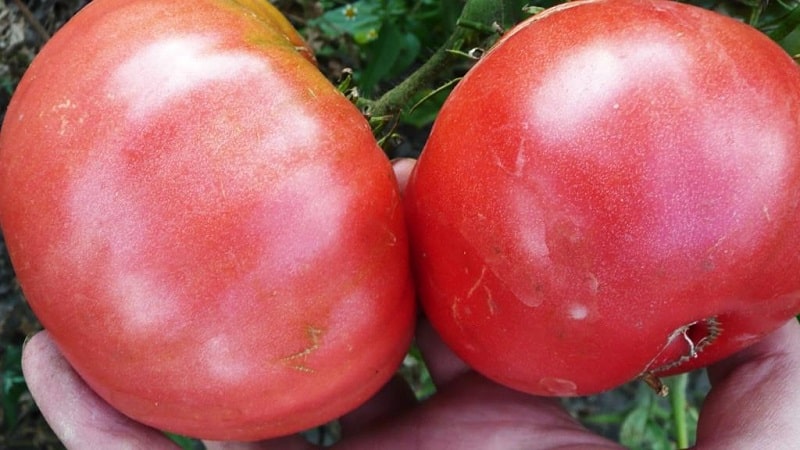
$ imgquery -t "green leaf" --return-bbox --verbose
[2,344,26,431]
[164,432,202,449]
[768,5,800,43]
[400,83,453,128]
[400,344,436,400]
[392,32,422,78]
[458,0,531,32]
[313,1,383,43]
[359,22,406,95]
[619,407,650,447]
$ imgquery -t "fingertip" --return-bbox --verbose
[415,318,470,387]
[338,375,417,437]
[21,330,177,449]
[698,319,800,447]
[706,319,800,384]
[390,158,416,194]
[21,330,57,384]
[203,435,315,450]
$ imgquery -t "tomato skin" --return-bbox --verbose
[406,0,800,396]
[0,0,414,441]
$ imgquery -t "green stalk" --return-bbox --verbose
[667,373,690,449]
[360,31,464,121]
[359,0,529,134]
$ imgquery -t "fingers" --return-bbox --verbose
[203,435,314,450]
[21,331,178,449]
[22,331,329,450]
[391,158,416,194]
[204,376,418,449]
[414,319,470,387]
[339,375,417,433]
[332,372,622,450]
[696,319,800,448]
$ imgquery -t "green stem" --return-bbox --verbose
[360,0,528,134]
[667,373,690,449]
[360,32,464,121]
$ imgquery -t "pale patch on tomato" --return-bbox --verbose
[538,377,578,396]
[732,333,760,346]
[531,37,690,149]
[108,271,181,333]
[201,334,253,384]
[509,186,549,260]
[108,35,265,122]
[642,118,790,262]
[568,303,589,320]
[242,163,350,278]
[252,104,320,164]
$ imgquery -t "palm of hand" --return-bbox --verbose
[22,318,800,450]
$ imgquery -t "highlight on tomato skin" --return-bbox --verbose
[405,0,800,397]
[0,0,415,441]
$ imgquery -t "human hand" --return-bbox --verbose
[21,159,800,449]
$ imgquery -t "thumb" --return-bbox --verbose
[695,319,800,449]
[22,331,178,449]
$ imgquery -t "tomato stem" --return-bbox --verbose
[359,27,470,136]
[667,373,690,448]
[361,0,532,142]
[641,371,669,397]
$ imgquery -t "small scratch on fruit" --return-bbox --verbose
[467,266,487,298]
[763,205,772,222]
[382,225,398,247]
[485,285,497,315]
[491,142,527,177]
[639,317,722,395]
[280,325,323,374]
[52,98,76,111]
[451,296,467,331]
[59,117,69,136]
[585,272,599,295]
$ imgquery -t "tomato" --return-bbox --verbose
[405,0,800,397]
[0,0,414,441]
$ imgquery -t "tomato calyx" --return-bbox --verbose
[639,316,722,396]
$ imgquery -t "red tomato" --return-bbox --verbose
[0,0,414,441]
[405,0,800,397]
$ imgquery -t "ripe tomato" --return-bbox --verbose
[405,0,800,397]
[0,0,414,441]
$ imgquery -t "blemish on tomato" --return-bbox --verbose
[645,316,721,374]
[485,287,498,316]
[538,377,578,396]
[585,272,599,295]
[568,303,589,320]
[280,325,323,374]
[466,266,487,299]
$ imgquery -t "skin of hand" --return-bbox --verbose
[20,158,800,449]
